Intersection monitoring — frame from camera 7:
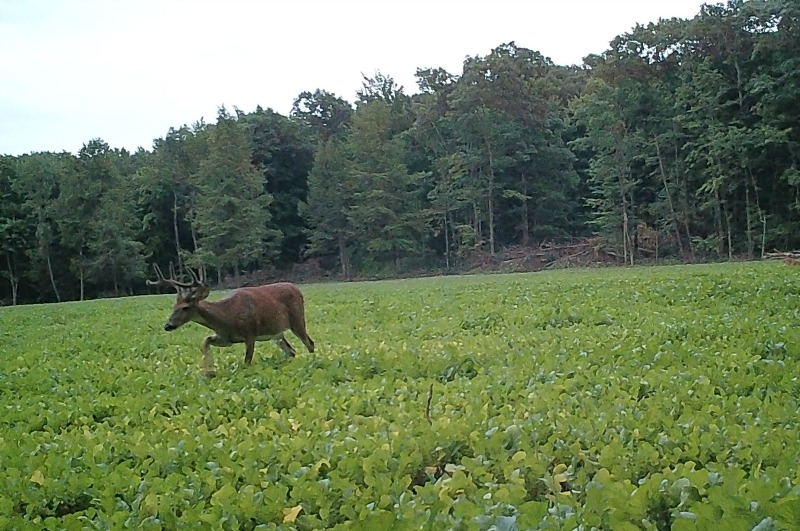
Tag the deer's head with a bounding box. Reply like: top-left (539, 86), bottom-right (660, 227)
top-left (147, 263), bottom-right (210, 331)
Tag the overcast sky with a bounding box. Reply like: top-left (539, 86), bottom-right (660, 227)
top-left (1, 0), bottom-right (710, 157)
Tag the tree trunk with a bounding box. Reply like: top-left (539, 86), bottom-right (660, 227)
top-left (674, 132), bottom-right (695, 260)
top-left (619, 168), bottom-right (633, 265)
top-left (622, 207), bottom-right (632, 265)
top-left (726, 213), bottom-right (733, 261)
top-left (338, 233), bottom-right (350, 280)
top-left (190, 220), bottom-right (199, 253)
top-left (472, 201), bottom-right (482, 249)
top-left (734, 59), bottom-right (745, 111)
top-left (488, 195), bottom-right (495, 256)
top-left (443, 210), bottom-right (450, 270)
top-left (654, 137), bottom-right (684, 256)
top-left (747, 168), bottom-right (766, 259)
top-left (45, 251), bottom-right (61, 302)
top-left (521, 172), bottom-right (530, 246)
top-left (714, 188), bottom-right (725, 259)
top-left (615, 143), bottom-right (633, 266)
top-left (5, 253), bottom-right (18, 306)
top-left (78, 250), bottom-right (85, 301)
top-left (173, 191), bottom-right (183, 272)
top-left (442, 178), bottom-right (452, 270)
top-left (721, 197), bottom-right (733, 261)
top-left (188, 203), bottom-right (200, 253)
top-left (745, 186), bottom-right (754, 260)
top-left (37, 210), bottom-right (61, 302)
top-left (485, 138), bottom-right (496, 256)
top-left (655, 232), bottom-right (659, 261)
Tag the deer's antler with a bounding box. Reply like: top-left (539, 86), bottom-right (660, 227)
top-left (146, 262), bottom-right (203, 290)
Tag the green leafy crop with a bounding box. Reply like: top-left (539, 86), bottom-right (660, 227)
top-left (1, 262), bottom-right (799, 529)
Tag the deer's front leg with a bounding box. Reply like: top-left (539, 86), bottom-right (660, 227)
top-left (201, 335), bottom-right (231, 376)
top-left (244, 337), bottom-right (256, 365)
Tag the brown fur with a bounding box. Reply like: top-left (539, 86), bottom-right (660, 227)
top-left (161, 280), bottom-right (314, 375)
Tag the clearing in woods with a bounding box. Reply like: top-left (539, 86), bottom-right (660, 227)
top-left (1, 262), bottom-right (798, 529)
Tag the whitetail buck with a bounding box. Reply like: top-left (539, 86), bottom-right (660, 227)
top-left (147, 264), bottom-right (315, 376)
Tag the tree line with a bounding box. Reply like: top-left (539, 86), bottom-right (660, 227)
top-left (1, 0), bottom-right (798, 305)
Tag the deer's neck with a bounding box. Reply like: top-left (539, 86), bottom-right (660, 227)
top-left (193, 301), bottom-right (230, 332)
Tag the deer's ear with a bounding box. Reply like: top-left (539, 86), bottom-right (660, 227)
top-left (195, 285), bottom-right (211, 301)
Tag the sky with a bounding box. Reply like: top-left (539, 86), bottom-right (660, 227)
top-left (0, 0), bottom-right (710, 157)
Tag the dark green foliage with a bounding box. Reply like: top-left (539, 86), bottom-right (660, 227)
top-left (347, 99), bottom-right (430, 270)
top-left (0, 156), bottom-right (29, 305)
top-left (241, 106), bottom-right (315, 266)
top-left (192, 108), bottom-right (279, 279)
top-left (290, 89), bottom-right (353, 142)
top-left (301, 137), bottom-right (355, 277)
top-left (573, 0), bottom-right (800, 260)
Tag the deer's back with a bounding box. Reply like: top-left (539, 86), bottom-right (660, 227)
top-left (216, 283), bottom-right (304, 337)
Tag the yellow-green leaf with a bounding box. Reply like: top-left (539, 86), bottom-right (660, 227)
top-left (283, 504), bottom-right (303, 523)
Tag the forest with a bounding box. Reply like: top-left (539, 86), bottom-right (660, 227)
top-left (1, 0), bottom-right (798, 305)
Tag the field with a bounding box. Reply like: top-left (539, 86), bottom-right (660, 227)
top-left (1, 263), bottom-right (799, 530)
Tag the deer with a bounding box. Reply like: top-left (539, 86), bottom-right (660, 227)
top-left (147, 263), bottom-right (315, 376)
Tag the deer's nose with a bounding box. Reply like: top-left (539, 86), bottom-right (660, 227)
top-left (164, 323), bottom-right (176, 331)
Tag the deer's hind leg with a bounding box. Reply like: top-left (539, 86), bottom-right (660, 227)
top-left (201, 334), bottom-right (232, 376)
top-left (289, 314), bottom-right (315, 353)
top-left (276, 334), bottom-right (297, 358)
